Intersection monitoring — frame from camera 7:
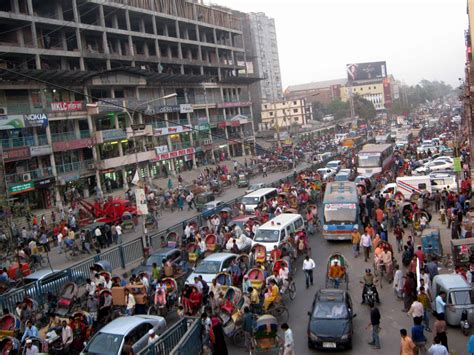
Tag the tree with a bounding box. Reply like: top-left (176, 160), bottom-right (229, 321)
top-left (353, 95), bottom-right (376, 120)
top-left (326, 99), bottom-right (350, 119)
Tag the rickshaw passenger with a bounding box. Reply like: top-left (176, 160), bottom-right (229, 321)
top-left (263, 280), bottom-right (279, 311)
top-left (270, 246), bottom-right (282, 262)
top-left (278, 264), bottom-right (289, 292)
top-left (154, 288), bottom-right (166, 307)
top-left (328, 260), bottom-right (345, 288)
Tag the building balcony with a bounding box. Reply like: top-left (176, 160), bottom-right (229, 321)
top-left (51, 130), bottom-right (90, 143)
top-left (6, 167), bottom-right (53, 184)
top-left (97, 150), bottom-right (156, 170)
top-left (95, 129), bottom-right (127, 144)
top-left (56, 159), bottom-right (95, 175)
top-left (2, 101), bottom-right (86, 116)
top-left (170, 142), bottom-right (193, 151)
top-left (0, 134), bottom-right (48, 148)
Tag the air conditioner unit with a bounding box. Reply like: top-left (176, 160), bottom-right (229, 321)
top-left (0, 107), bottom-right (7, 115)
top-left (22, 173), bottom-right (31, 182)
top-left (87, 163), bottom-right (95, 170)
top-left (203, 139), bottom-right (212, 145)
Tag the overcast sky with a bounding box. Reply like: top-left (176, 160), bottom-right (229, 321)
top-left (209, 0), bottom-right (467, 89)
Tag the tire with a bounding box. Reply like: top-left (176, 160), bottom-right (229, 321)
top-left (271, 306), bottom-right (289, 323)
top-left (288, 282), bottom-right (296, 300)
top-left (232, 328), bottom-right (245, 348)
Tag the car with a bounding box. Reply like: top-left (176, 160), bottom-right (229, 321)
top-left (414, 160), bottom-right (453, 174)
top-left (131, 247), bottom-right (182, 276)
top-left (416, 145), bottom-right (436, 154)
top-left (201, 200), bottom-right (225, 218)
top-left (431, 156), bottom-right (453, 164)
top-left (325, 160), bottom-right (342, 172)
top-left (21, 269), bottom-right (87, 296)
top-left (81, 315), bottom-right (166, 354)
top-left (245, 183), bottom-right (266, 195)
top-left (307, 289), bottom-right (356, 350)
top-left (230, 214), bottom-right (257, 231)
top-left (316, 168), bottom-right (337, 181)
top-left (185, 252), bottom-right (237, 284)
top-left (334, 171), bottom-right (349, 182)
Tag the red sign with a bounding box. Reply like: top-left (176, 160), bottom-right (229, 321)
top-left (53, 138), bottom-right (93, 152)
top-left (383, 78), bottom-right (392, 109)
top-left (3, 147), bottom-right (30, 161)
top-left (154, 147), bottom-right (195, 161)
top-left (50, 101), bottom-right (84, 112)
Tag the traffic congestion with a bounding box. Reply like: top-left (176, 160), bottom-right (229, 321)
top-left (0, 101), bottom-right (472, 354)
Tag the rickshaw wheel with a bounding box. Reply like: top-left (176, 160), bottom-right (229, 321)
top-left (233, 328), bottom-right (246, 348)
top-left (271, 305), bottom-right (289, 323)
top-left (288, 281), bottom-right (296, 300)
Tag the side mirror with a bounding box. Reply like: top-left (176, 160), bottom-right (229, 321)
top-left (353, 314), bottom-right (357, 318)
top-left (307, 311), bottom-right (311, 317)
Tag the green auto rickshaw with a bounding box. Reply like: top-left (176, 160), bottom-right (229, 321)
top-left (195, 191), bottom-right (215, 211)
top-left (237, 173), bottom-right (249, 188)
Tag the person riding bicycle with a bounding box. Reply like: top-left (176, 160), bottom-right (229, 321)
top-left (361, 268), bottom-right (380, 304)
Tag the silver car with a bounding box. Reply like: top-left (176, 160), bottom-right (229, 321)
top-left (81, 315), bottom-right (166, 354)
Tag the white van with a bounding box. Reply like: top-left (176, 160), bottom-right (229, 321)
top-left (429, 173), bottom-right (457, 192)
top-left (251, 213), bottom-right (305, 253)
top-left (395, 176), bottom-right (432, 200)
top-left (241, 188), bottom-right (278, 214)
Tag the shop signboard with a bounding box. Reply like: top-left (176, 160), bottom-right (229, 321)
top-left (154, 147), bottom-right (195, 161)
top-left (179, 104), bottom-right (194, 114)
top-left (195, 123), bottom-right (210, 131)
top-left (35, 177), bottom-right (55, 188)
top-left (96, 98), bottom-right (124, 113)
top-left (50, 101), bottom-right (84, 112)
top-left (155, 145), bottom-right (169, 154)
top-left (102, 129), bottom-right (127, 141)
top-left (216, 101), bottom-right (252, 108)
top-left (0, 115), bottom-right (25, 130)
top-left (24, 113), bottom-right (49, 128)
top-left (30, 145), bottom-right (52, 157)
top-left (154, 125), bottom-right (192, 136)
top-left (53, 138), bottom-right (93, 152)
top-left (135, 187), bottom-right (148, 215)
top-left (3, 147), bottom-right (30, 161)
top-left (8, 181), bottom-right (34, 195)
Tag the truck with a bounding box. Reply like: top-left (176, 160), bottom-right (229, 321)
top-left (379, 176), bottom-right (432, 200)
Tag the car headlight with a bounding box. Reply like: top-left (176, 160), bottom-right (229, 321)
top-left (341, 334), bottom-right (349, 340)
top-left (323, 225), bottom-right (328, 231)
top-left (309, 333), bottom-right (319, 341)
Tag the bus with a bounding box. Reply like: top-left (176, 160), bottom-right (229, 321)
top-left (357, 143), bottom-right (394, 175)
top-left (322, 182), bottom-right (360, 241)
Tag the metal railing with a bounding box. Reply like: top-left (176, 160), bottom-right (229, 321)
top-left (56, 160), bottom-right (94, 174)
top-left (51, 132), bottom-right (76, 142)
top-left (1, 135), bottom-right (48, 148)
top-left (170, 318), bottom-right (202, 355)
top-left (6, 167), bottom-right (53, 183)
top-left (170, 142), bottom-right (192, 150)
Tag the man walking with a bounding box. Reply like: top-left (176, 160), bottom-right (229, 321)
top-left (360, 231), bottom-right (372, 262)
top-left (367, 302), bottom-right (381, 349)
top-left (281, 323), bottom-right (295, 355)
top-left (399, 328), bottom-right (416, 355)
top-left (302, 255), bottom-right (315, 288)
top-left (351, 227), bottom-right (361, 257)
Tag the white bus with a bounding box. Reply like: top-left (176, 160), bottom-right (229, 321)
top-left (357, 143), bottom-right (394, 175)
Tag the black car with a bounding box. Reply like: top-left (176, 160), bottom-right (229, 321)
top-left (131, 247), bottom-right (181, 276)
top-left (307, 289), bottom-right (356, 350)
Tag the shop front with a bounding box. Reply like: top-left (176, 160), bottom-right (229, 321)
top-left (153, 147), bottom-right (195, 174)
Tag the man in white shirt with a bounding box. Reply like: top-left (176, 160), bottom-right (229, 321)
top-left (125, 289), bottom-right (136, 316)
top-left (407, 299), bottom-right (424, 323)
top-left (57, 232), bottom-right (64, 254)
top-left (24, 339), bottom-right (39, 355)
top-left (147, 329), bottom-right (159, 345)
top-left (360, 232), bottom-right (372, 262)
top-left (61, 320), bottom-right (73, 351)
top-left (435, 292), bottom-right (447, 319)
top-left (302, 255), bottom-right (315, 288)
top-left (427, 336), bottom-right (449, 355)
top-left (115, 225), bottom-right (123, 244)
top-left (85, 279), bottom-right (96, 297)
top-left (281, 323), bottom-right (295, 355)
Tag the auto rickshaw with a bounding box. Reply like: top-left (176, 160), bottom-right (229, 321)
top-left (195, 191), bottom-right (215, 212)
top-left (250, 315), bottom-right (282, 355)
top-left (237, 174), bottom-right (249, 188)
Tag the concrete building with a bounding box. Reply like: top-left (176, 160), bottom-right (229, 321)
top-left (465, 0), bottom-right (474, 173)
top-left (284, 79), bottom-right (346, 106)
top-left (340, 81), bottom-right (386, 110)
top-left (260, 99), bottom-right (311, 132)
top-left (0, 0), bottom-right (258, 208)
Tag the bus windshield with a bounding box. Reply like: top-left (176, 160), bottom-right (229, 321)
top-left (324, 204), bottom-right (357, 224)
top-left (358, 154), bottom-right (380, 167)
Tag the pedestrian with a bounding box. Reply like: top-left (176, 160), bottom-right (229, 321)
top-left (394, 224), bottom-right (404, 253)
top-left (367, 302), bottom-right (381, 349)
top-left (186, 193), bottom-right (194, 211)
top-left (407, 298), bottom-right (424, 325)
top-left (433, 314), bottom-right (448, 350)
top-left (435, 291), bottom-right (446, 320)
top-left (262, 165), bottom-right (267, 177)
top-left (302, 254), bottom-right (315, 288)
top-left (411, 318), bottom-right (427, 354)
top-left (393, 264), bottom-right (404, 299)
top-left (428, 336), bottom-right (449, 355)
top-left (116, 224), bottom-right (123, 244)
top-left (351, 227), bottom-right (361, 257)
top-left (281, 323), bottom-right (295, 355)
top-left (400, 328), bottom-right (416, 355)
top-left (241, 307), bottom-right (253, 351)
top-left (417, 286), bottom-right (432, 332)
top-left (360, 230), bottom-right (372, 262)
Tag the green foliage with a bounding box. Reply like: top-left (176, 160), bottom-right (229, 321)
top-left (353, 95), bottom-right (376, 120)
top-left (326, 99), bottom-right (350, 119)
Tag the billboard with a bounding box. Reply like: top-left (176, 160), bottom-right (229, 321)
top-left (346, 61), bottom-right (387, 81)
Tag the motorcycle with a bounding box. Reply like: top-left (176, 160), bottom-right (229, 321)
top-left (362, 284), bottom-right (380, 304)
top-left (461, 309), bottom-right (470, 336)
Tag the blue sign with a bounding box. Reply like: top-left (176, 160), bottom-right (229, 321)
top-left (23, 113), bottom-right (49, 127)
top-left (102, 129), bottom-right (127, 141)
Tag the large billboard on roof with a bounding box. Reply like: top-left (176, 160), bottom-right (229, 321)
top-left (346, 61), bottom-right (387, 82)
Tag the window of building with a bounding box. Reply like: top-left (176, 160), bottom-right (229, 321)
top-left (264, 104), bottom-right (267, 109)
top-left (293, 101), bottom-right (297, 105)
top-left (293, 109), bottom-right (298, 113)
top-left (360, 88), bottom-right (363, 91)
top-left (269, 111), bottom-right (274, 116)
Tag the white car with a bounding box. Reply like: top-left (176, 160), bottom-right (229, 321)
top-left (316, 168), bottom-right (337, 181)
top-left (431, 156), bottom-right (453, 164)
top-left (415, 160), bottom-right (453, 174)
top-left (325, 160), bottom-right (342, 171)
top-left (416, 145), bottom-right (436, 154)
top-left (186, 253), bottom-right (238, 284)
top-left (245, 183), bottom-right (266, 194)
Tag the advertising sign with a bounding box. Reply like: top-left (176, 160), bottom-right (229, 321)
top-left (0, 115), bottom-right (25, 130)
top-left (135, 187), bottom-right (148, 216)
top-left (97, 98), bottom-right (124, 113)
top-left (102, 129), bottom-right (127, 141)
top-left (3, 147), bottom-right (30, 161)
top-left (155, 147), bottom-right (195, 161)
top-left (30, 145), bottom-right (52, 157)
top-left (179, 104), bottom-right (194, 114)
top-left (50, 101), bottom-right (84, 112)
top-left (346, 61), bottom-right (387, 81)
top-left (8, 181), bottom-right (34, 195)
top-left (155, 145), bottom-right (169, 154)
top-left (154, 125), bottom-right (192, 136)
top-left (24, 113), bottom-right (48, 128)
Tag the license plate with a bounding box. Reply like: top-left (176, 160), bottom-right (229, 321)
top-left (323, 342), bottom-right (336, 348)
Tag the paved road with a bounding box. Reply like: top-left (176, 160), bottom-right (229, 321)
top-left (46, 163), bottom-right (309, 269)
top-left (229, 217), bottom-right (469, 355)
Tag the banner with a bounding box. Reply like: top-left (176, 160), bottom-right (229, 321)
top-left (135, 187), bottom-right (148, 215)
top-left (346, 61), bottom-right (387, 81)
top-left (24, 113), bottom-right (48, 128)
top-left (0, 115), bottom-right (25, 130)
top-left (51, 101), bottom-right (84, 112)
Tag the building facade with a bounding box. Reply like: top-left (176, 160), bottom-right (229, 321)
top-left (465, 0), bottom-right (474, 175)
top-left (284, 79), bottom-right (346, 106)
top-left (340, 81), bottom-right (386, 110)
top-left (0, 0), bottom-right (257, 209)
top-left (260, 99), bottom-right (311, 132)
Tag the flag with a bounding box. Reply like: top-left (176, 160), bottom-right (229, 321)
top-left (131, 170), bottom-right (140, 185)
